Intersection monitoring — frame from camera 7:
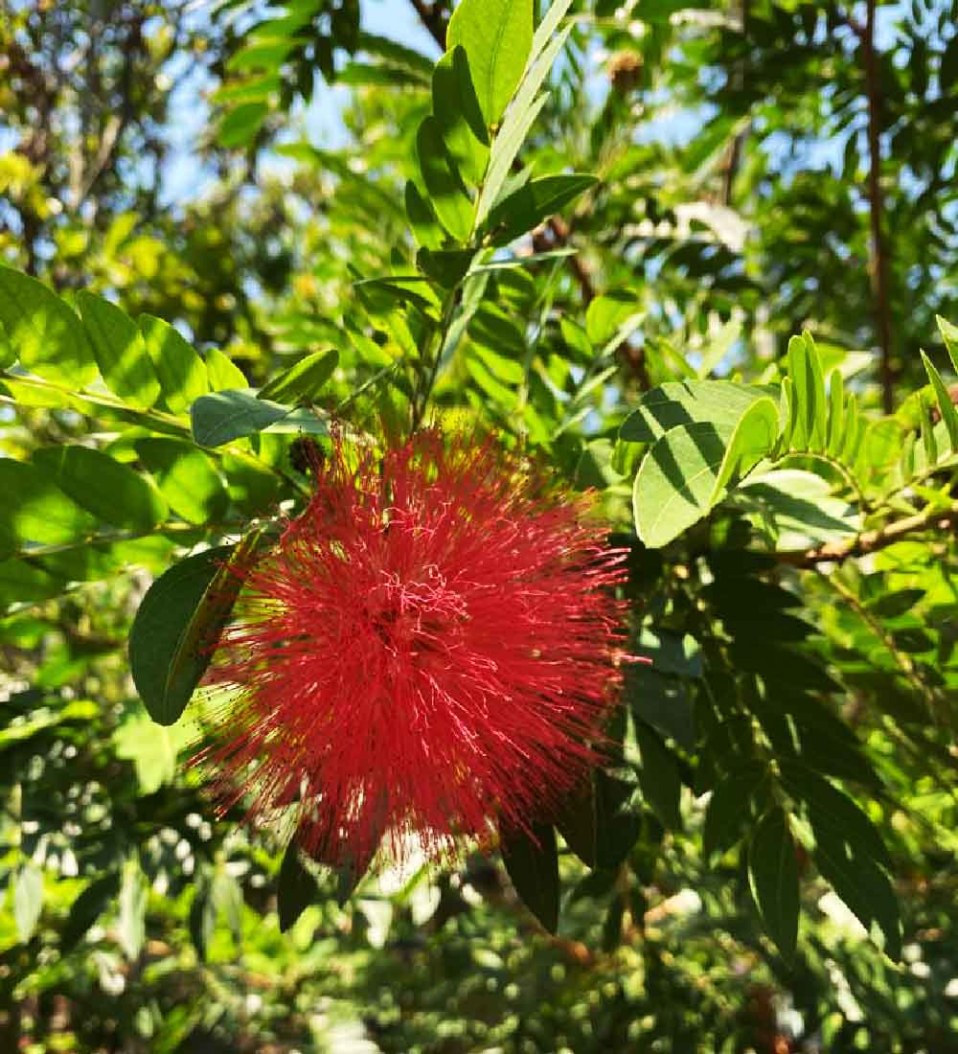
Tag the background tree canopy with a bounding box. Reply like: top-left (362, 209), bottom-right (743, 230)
top-left (2, 0), bottom-right (958, 1051)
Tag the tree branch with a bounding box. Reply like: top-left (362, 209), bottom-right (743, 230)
top-left (861, 0), bottom-right (896, 414)
top-left (777, 501), bottom-right (958, 568)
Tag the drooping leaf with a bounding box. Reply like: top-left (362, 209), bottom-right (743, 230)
top-left (0, 266), bottom-right (97, 386)
top-left (748, 807), bottom-right (800, 959)
top-left (60, 873), bottom-right (121, 953)
top-left (704, 764), bottom-right (768, 860)
top-left (130, 544), bottom-right (239, 725)
top-left (554, 776), bottom-right (597, 868)
top-left (634, 720), bottom-right (683, 829)
top-left (277, 843), bottom-right (319, 933)
top-left (500, 821), bottom-right (560, 933)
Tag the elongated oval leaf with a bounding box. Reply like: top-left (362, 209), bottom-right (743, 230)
top-left (433, 46), bottom-right (489, 187)
top-left (0, 459), bottom-right (97, 557)
top-left (484, 173), bottom-right (596, 246)
top-left (0, 266), bottom-right (97, 386)
top-left (191, 389), bottom-right (291, 447)
top-left (259, 348), bottom-right (338, 405)
top-left (136, 438), bottom-right (229, 525)
top-left (139, 314), bottom-right (209, 413)
top-left (33, 445), bottom-right (167, 532)
top-left (748, 807), bottom-right (799, 959)
top-left (500, 821), bottom-right (559, 933)
top-left (416, 116), bottom-right (475, 243)
top-left (277, 843), bottom-right (319, 933)
top-left (77, 292), bottom-right (161, 410)
top-left (130, 544), bottom-right (240, 725)
top-left (447, 0), bottom-right (532, 128)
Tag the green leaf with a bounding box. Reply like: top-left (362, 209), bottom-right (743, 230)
top-left (936, 314), bottom-right (958, 374)
top-left (779, 762), bottom-right (892, 873)
top-left (259, 348), bottom-right (338, 405)
top-left (0, 266), bottom-right (97, 386)
top-left (136, 438), bottom-right (229, 526)
top-left (620, 381), bottom-right (768, 443)
top-left (77, 292), bottom-right (161, 410)
top-left (0, 559), bottom-right (67, 609)
top-left (218, 101), bottom-right (269, 147)
top-left (447, 0), bottom-right (532, 128)
top-left (500, 821), bottom-right (560, 933)
top-left (704, 764), bottom-right (767, 860)
top-left (920, 350), bottom-right (958, 453)
top-left (433, 46), bottom-right (489, 187)
top-left (825, 369), bottom-right (845, 455)
top-left (14, 862), bottom-right (44, 942)
top-left (0, 459), bottom-right (97, 558)
top-left (483, 173), bottom-right (596, 246)
top-left (709, 395), bottom-right (779, 503)
top-left (277, 843), bottom-right (319, 933)
top-left (416, 116), bottom-right (475, 243)
top-left (594, 772), bottom-right (644, 870)
top-left (812, 831), bottom-right (901, 959)
top-left (748, 807), bottom-right (799, 959)
top-left (190, 389), bottom-right (292, 447)
top-left (139, 315), bottom-right (209, 413)
top-left (130, 544), bottom-right (239, 725)
top-left (624, 665), bottom-right (696, 750)
top-left (634, 721), bottom-right (683, 829)
top-left (205, 348), bottom-right (248, 391)
top-left (786, 332), bottom-right (827, 451)
top-left (118, 860), bottom-right (147, 960)
top-left (405, 180), bottom-right (445, 250)
top-left (33, 446), bottom-right (167, 532)
top-left (474, 11), bottom-right (573, 226)
top-left (61, 873), bottom-right (121, 953)
top-left (633, 422), bottom-right (734, 548)
top-left (554, 777), bottom-right (597, 867)
top-left (418, 248), bottom-right (475, 288)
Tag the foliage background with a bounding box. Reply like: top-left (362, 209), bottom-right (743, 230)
top-left (1, 0), bottom-right (958, 1051)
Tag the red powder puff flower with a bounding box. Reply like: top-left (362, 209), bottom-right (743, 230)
top-left (198, 432), bottom-right (629, 866)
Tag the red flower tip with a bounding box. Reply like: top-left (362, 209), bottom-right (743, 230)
top-left (196, 432), bottom-right (629, 866)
